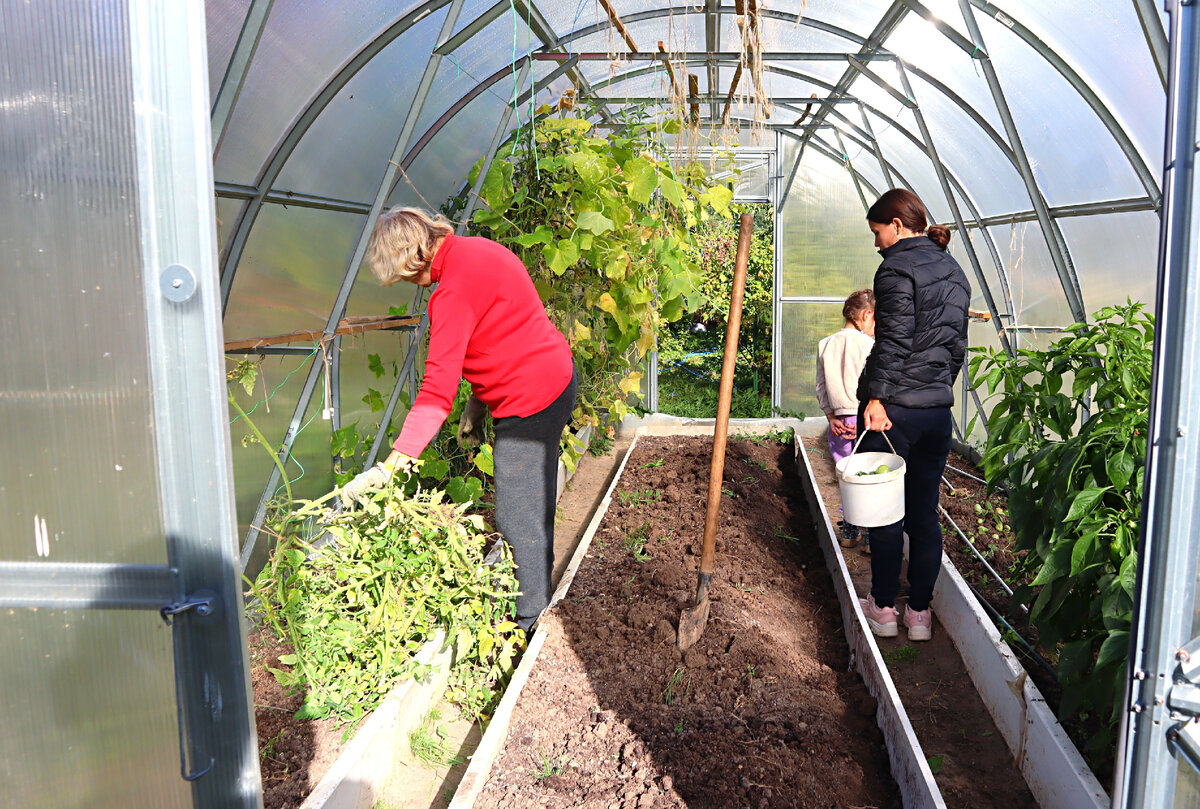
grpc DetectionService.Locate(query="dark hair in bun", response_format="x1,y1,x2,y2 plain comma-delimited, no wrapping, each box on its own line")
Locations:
867,188,951,251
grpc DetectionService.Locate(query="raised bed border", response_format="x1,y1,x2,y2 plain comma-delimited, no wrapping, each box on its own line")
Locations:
447,416,942,809
296,424,592,809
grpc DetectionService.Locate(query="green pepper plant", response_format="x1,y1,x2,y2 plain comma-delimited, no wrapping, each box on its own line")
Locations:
969,300,1151,757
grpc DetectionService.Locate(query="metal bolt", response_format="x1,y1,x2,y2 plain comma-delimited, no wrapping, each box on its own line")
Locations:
1135,670,1148,680
1155,696,1166,706
1179,649,1191,663
1180,426,1188,437
1132,704,1144,713
172,278,183,289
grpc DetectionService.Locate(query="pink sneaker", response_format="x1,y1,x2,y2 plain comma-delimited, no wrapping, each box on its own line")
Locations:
904,605,933,642
860,596,899,638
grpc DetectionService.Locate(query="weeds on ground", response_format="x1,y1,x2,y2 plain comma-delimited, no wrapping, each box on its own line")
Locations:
530,750,568,780
663,667,691,705
618,488,663,507
409,708,464,768
882,645,921,664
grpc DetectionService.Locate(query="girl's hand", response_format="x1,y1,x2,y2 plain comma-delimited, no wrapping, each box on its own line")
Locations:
825,412,845,437
864,399,892,432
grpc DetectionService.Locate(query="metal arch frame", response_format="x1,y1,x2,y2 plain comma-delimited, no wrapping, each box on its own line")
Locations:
218,0,452,311
238,0,472,570
543,1,1161,206
957,0,1086,324
1132,0,1169,89
209,0,275,155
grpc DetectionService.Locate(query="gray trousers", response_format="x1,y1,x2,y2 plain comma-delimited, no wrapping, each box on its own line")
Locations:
492,366,578,630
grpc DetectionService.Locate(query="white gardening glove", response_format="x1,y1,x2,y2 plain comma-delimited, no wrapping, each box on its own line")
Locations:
456,395,487,449
339,463,393,508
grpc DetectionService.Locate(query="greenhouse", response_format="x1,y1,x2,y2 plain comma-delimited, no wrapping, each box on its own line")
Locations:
4,0,1200,807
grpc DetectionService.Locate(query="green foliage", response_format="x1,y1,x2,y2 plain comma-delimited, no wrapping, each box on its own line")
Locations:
969,300,1150,743
250,485,524,725
409,708,464,768
468,105,733,457
656,203,774,418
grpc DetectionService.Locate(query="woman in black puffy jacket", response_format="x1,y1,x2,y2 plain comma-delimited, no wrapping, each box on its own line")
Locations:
854,189,971,643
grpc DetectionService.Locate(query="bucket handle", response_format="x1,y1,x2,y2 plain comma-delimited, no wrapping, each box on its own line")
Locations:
849,427,898,457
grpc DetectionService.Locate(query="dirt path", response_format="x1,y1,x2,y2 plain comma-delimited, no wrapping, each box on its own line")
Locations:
801,433,1038,808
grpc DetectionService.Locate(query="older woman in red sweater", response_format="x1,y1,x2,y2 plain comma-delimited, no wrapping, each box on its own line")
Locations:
343,207,577,632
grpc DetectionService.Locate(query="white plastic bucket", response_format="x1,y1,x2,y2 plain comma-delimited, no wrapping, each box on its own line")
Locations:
835,432,905,527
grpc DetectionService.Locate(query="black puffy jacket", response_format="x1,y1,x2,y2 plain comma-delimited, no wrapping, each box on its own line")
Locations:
857,236,971,408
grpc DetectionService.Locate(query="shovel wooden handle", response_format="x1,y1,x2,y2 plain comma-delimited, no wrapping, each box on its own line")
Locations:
699,211,754,580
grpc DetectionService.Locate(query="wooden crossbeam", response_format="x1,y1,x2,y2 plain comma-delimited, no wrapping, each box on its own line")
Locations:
721,63,743,125
223,314,421,353
598,0,639,53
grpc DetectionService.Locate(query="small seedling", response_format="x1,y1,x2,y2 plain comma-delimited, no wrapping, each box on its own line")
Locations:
882,644,921,664
530,750,568,780
745,458,769,470
746,662,759,678
640,457,665,468
663,667,691,705
618,488,663,507
772,525,800,544
622,524,652,562
722,487,735,498
673,715,687,734
926,755,944,774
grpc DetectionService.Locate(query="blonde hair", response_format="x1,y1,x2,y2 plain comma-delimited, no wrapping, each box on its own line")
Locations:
365,207,454,285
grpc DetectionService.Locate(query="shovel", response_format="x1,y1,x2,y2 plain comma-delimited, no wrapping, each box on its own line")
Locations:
678,211,754,652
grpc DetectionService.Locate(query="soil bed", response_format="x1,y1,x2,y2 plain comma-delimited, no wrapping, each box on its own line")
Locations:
475,434,900,809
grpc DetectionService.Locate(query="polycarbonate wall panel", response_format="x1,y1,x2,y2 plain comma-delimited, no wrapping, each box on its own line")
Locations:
864,108,952,221
570,14,706,57
987,221,1075,334
204,0,252,105
223,206,363,342
215,0,437,184
389,93,515,213
887,15,1006,137
412,15,536,145
216,196,243,257
1057,211,1160,315
1,2,164,565
778,151,879,298
275,10,441,202
799,0,894,38
722,20,857,85
1,610,186,809
975,11,1148,207
994,0,1165,168
333,328,422,461
778,302,845,418
228,350,338,553
1,4,185,806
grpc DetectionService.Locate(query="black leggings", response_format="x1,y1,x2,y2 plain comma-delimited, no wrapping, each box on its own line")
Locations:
856,403,952,612
492,366,578,630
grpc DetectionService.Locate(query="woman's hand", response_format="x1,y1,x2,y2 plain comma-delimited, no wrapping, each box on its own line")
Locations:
457,395,487,448
339,451,416,507
864,398,892,432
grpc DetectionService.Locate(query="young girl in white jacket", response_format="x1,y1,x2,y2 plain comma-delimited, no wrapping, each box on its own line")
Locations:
816,288,876,462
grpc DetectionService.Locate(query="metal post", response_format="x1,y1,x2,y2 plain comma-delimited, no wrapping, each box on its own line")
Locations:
1115,2,1200,807
130,0,261,804
209,0,275,155
240,0,469,571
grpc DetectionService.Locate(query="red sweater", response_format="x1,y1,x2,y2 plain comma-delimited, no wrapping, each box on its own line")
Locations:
392,234,574,457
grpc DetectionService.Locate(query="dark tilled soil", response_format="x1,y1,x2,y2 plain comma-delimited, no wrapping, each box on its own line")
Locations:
803,434,1039,808
476,435,901,809
250,626,344,809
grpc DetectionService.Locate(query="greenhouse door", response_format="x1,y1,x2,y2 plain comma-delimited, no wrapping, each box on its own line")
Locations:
0,3,261,808
1115,4,1200,808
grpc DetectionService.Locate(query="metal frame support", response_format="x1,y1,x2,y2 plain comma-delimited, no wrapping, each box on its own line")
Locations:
1133,0,1170,90
957,0,1087,325
833,128,870,211
1115,2,1200,806
209,0,275,155
705,0,721,124
858,101,894,188
131,0,260,802
894,58,1013,354
240,0,470,571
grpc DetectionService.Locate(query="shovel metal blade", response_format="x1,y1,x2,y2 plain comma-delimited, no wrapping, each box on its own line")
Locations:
677,595,710,652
